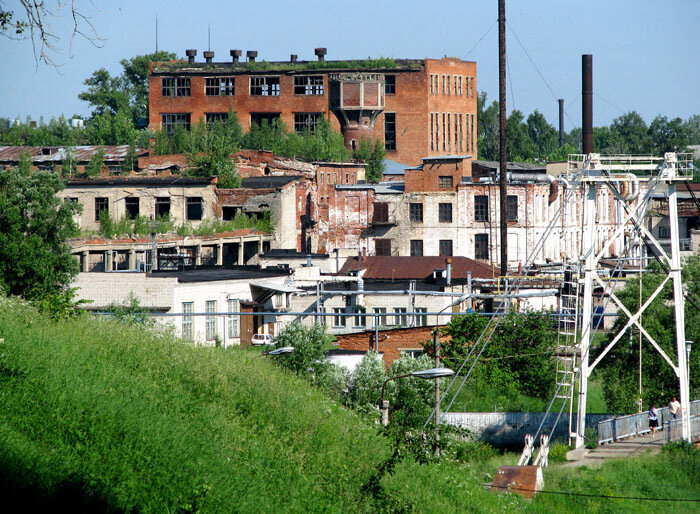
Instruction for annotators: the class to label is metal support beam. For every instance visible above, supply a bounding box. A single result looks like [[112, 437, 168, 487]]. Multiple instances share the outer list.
[[669, 182, 691, 442], [576, 183, 596, 448]]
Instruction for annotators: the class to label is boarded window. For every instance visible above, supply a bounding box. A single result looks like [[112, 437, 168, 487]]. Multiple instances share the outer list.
[[375, 239, 392, 256], [373, 202, 389, 223]]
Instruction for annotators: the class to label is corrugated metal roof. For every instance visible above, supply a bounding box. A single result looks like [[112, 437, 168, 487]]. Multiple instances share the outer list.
[[336, 182, 404, 194], [66, 176, 215, 186], [0, 145, 147, 163], [240, 176, 301, 189], [472, 160, 546, 172], [339, 256, 496, 280], [383, 159, 407, 175]]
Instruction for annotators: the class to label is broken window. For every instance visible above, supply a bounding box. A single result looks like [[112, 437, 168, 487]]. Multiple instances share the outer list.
[[293, 112, 322, 134], [95, 197, 108, 222], [162, 113, 191, 136], [205, 77, 235, 96], [250, 76, 280, 96], [205, 112, 229, 125], [250, 112, 281, 127], [474, 195, 489, 222], [439, 202, 452, 223], [125, 197, 139, 219], [410, 239, 423, 257], [162, 77, 190, 96], [507, 195, 518, 222], [375, 239, 392, 256], [438, 176, 453, 188], [187, 197, 202, 221], [293, 75, 324, 95], [155, 197, 171, 218], [475, 234, 489, 260], [384, 112, 396, 151], [409, 203, 423, 223], [384, 75, 396, 95], [439, 239, 453, 257]]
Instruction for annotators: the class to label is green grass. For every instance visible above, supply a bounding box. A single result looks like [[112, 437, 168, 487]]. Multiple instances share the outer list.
[[0, 296, 697, 512]]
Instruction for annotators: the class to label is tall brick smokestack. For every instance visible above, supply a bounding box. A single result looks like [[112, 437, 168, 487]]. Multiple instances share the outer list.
[[582, 54, 593, 155]]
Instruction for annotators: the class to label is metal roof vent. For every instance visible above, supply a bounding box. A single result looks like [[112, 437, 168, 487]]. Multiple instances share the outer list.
[[203, 51, 214, 63], [314, 47, 327, 62], [185, 49, 197, 64], [290, 54, 298, 63], [246, 50, 258, 62], [230, 49, 242, 63]]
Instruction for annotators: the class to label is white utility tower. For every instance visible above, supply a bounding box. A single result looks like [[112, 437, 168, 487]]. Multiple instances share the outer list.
[[572, 152, 693, 447]]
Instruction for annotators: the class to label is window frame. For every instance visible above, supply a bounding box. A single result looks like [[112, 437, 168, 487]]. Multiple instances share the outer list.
[[393, 307, 407, 326], [205, 112, 229, 126], [507, 195, 518, 222], [95, 197, 108, 222], [182, 302, 193, 340], [475, 234, 489, 260], [438, 202, 453, 223], [474, 195, 489, 222], [124, 197, 139, 219], [250, 75, 280, 96], [439, 239, 453, 257], [293, 75, 324, 95], [293, 112, 322, 135], [410, 239, 424, 257], [186, 197, 203, 221], [162, 113, 191, 136], [375, 238, 392, 256], [409, 203, 423, 223], [384, 75, 396, 95], [205, 300, 217, 341], [227, 299, 240, 338], [205, 76, 235, 96], [155, 196, 171, 218], [333, 307, 347, 327], [438, 175, 453, 188], [384, 112, 396, 151]]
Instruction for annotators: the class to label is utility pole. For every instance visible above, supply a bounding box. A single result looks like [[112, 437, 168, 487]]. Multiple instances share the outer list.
[[434, 329, 441, 455], [498, 0, 508, 277]]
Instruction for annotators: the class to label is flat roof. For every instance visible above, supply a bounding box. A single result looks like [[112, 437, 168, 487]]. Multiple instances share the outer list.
[[335, 182, 404, 194], [148, 267, 291, 283], [240, 176, 302, 189], [66, 176, 215, 187], [152, 58, 427, 74]]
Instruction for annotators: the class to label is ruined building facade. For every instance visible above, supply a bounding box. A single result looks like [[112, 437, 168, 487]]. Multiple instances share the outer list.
[[148, 49, 477, 166]]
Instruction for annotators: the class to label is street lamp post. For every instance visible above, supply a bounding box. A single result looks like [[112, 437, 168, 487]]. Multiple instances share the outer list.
[[380, 367, 455, 427]]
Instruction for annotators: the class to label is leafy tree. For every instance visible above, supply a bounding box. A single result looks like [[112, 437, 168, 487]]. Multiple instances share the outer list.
[[610, 111, 652, 154], [270, 322, 334, 375], [120, 51, 177, 122], [527, 110, 558, 158], [348, 351, 387, 411], [477, 92, 499, 160], [78, 68, 131, 119], [353, 137, 386, 183], [506, 110, 537, 161], [648, 115, 690, 154], [387, 354, 439, 428], [84, 146, 105, 176], [0, 166, 81, 303], [598, 258, 700, 413]]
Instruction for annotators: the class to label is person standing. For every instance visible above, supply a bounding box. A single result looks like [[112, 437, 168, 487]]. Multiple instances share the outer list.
[[669, 397, 681, 420], [648, 405, 659, 436]]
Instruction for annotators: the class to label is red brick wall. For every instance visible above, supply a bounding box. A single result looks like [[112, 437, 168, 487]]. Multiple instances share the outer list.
[[335, 325, 450, 366], [404, 159, 470, 193]]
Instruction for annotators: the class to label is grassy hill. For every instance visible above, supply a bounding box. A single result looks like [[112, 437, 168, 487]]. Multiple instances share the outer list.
[[0, 296, 698, 512]]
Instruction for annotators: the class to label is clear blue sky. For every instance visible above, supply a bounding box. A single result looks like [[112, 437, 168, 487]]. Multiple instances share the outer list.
[[1, 0, 698, 129]]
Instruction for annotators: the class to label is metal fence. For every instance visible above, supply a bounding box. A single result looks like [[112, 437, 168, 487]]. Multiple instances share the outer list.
[[598, 400, 700, 444], [664, 415, 700, 443]]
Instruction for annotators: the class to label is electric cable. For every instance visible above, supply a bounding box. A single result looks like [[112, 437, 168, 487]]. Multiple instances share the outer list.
[[465, 20, 497, 58]]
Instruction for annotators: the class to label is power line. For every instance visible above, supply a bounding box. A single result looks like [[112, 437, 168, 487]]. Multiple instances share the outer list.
[[488, 484, 700, 502], [594, 92, 627, 116], [465, 20, 498, 58]]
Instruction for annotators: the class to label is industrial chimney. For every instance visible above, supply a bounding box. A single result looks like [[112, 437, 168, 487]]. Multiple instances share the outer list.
[[582, 54, 593, 155]]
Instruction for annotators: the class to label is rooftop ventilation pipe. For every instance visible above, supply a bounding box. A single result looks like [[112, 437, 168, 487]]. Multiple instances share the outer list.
[[558, 98, 565, 147], [185, 49, 197, 64], [290, 54, 298, 63], [314, 47, 327, 62], [203, 51, 214, 63], [246, 50, 258, 62], [446, 258, 452, 286], [230, 49, 242, 63]]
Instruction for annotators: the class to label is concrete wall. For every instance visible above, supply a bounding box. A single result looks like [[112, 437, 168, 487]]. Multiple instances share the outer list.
[[443, 411, 614, 446]]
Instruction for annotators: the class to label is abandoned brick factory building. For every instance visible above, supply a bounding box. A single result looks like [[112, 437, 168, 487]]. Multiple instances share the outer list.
[[148, 48, 477, 166]]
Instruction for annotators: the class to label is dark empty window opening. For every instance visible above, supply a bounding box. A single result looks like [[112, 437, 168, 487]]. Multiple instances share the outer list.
[[384, 113, 396, 151], [205, 112, 229, 125], [409, 203, 423, 222], [187, 197, 202, 221], [410, 239, 423, 256], [250, 76, 280, 96], [250, 112, 281, 127], [162, 77, 190, 97], [205, 77, 235, 96], [155, 197, 171, 218], [439, 203, 453, 223], [375, 239, 392, 256], [475, 195, 489, 222], [125, 197, 139, 219], [438, 176, 453, 188], [439, 239, 453, 256], [294, 75, 324, 95], [294, 113, 322, 135], [162, 113, 191, 136], [95, 197, 108, 222], [384, 75, 396, 95], [222, 206, 241, 220], [475, 234, 489, 260], [507, 195, 518, 222]]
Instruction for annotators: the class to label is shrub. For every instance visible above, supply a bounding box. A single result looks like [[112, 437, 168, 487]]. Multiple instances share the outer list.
[[548, 442, 570, 463]]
